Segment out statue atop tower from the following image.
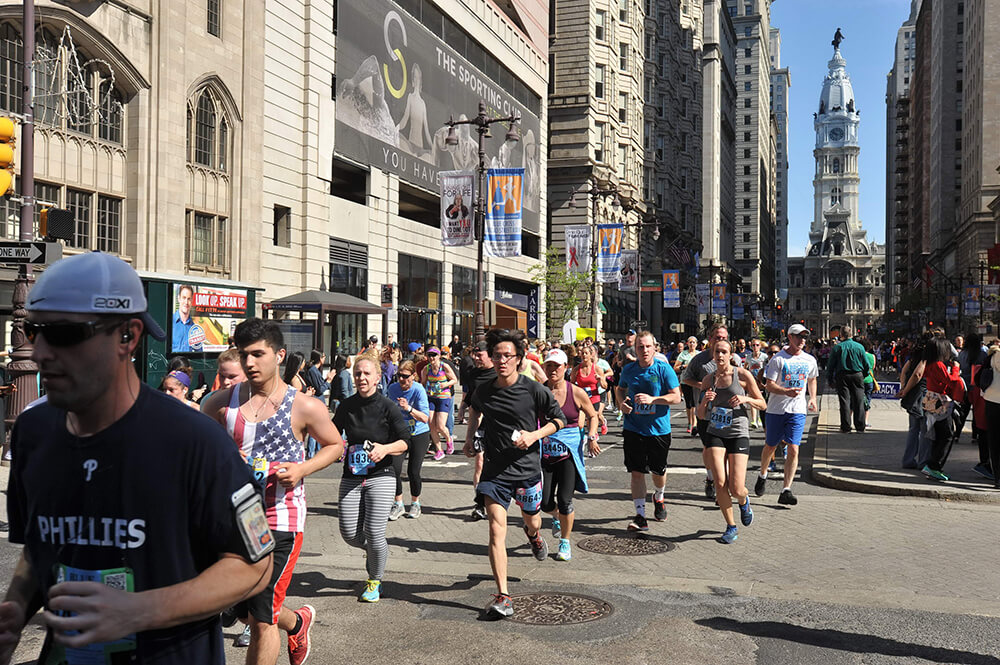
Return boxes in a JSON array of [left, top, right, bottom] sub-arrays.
[[832, 28, 844, 49]]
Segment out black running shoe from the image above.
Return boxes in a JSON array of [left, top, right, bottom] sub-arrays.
[[653, 499, 667, 521], [704, 479, 716, 500], [754, 475, 767, 497], [628, 513, 649, 531], [777, 488, 798, 506], [524, 526, 549, 560], [471, 506, 487, 521]]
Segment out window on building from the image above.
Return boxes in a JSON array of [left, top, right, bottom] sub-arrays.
[[189, 89, 228, 171], [744, 64, 751, 75], [744, 98, 751, 108], [795, 298, 802, 310], [744, 148, 751, 158], [744, 131, 750, 141], [96, 195, 121, 254], [743, 232, 750, 242], [619, 92, 627, 123], [744, 114, 751, 125], [744, 165, 751, 175], [186, 211, 227, 270], [595, 64, 605, 98], [743, 215, 750, 225], [680, 168, 688, 189], [745, 47, 752, 57], [208, 0, 221, 36], [619, 43, 628, 71], [745, 2, 753, 13], [595, 10, 606, 40], [329, 238, 368, 300], [743, 198, 750, 209], [743, 249, 751, 258], [66, 189, 91, 249], [830, 187, 842, 206], [273, 204, 291, 247], [620, 4, 628, 22], [744, 26, 752, 37], [744, 81, 751, 91], [595, 122, 605, 162], [399, 182, 439, 227], [832, 157, 840, 173], [744, 181, 751, 192]]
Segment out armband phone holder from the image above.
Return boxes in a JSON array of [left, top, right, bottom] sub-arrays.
[[232, 483, 275, 562]]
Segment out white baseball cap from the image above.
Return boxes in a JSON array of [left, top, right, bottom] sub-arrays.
[[787, 324, 810, 338], [544, 349, 568, 365], [27, 252, 167, 340]]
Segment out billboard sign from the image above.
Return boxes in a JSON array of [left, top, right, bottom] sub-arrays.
[[334, 0, 541, 231]]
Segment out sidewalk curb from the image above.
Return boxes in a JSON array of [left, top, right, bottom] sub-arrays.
[[810, 395, 1000, 504]]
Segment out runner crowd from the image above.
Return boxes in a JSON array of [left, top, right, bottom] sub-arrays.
[[3, 253, 1000, 665]]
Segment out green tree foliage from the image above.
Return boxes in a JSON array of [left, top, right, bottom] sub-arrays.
[[528, 246, 594, 338]]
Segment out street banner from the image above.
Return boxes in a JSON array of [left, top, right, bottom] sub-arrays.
[[565, 225, 590, 273], [872, 382, 901, 400], [597, 224, 624, 283], [663, 270, 680, 308], [965, 286, 981, 317], [985, 284, 999, 313], [732, 294, 745, 320], [619, 250, 638, 291], [484, 168, 523, 257], [332, 0, 541, 231], [696, 284, 710, 314], [712, 284, 727, 312], [946, 294, 959, 319], [440, 171, 474, 246]]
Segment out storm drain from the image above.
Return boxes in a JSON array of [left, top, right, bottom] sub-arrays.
[[507, 592, 613, 625], [576, 534, 675, 556]]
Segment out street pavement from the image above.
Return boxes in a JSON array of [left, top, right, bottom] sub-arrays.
[[3, 392, 1000, 663]]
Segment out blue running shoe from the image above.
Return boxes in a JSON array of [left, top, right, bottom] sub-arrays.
[[721, 525, 738, 544], [360, 579, 381, 602], [551, 518, 562, 540], [556, 539, 572, 561], [739, 497, 753, 526]]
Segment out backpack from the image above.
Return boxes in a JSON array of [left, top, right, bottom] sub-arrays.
[[975, 363, 994, 391]]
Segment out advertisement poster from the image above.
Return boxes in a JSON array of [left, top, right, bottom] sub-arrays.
[[965, 286, 980, 317], [618, 250, 638, 292], [597, 224, 624, 283], [985, 284, 999, 313], [171, 284, 248, 353], [440, 170, 474, 246], [696, 284, 710, 314], [712, 284, 727, 312], [946, 294, 959, 319], [565, 225, 590, 273], [732, 294, 745, 320], [333, 0, 541, 232], [484, 168, 523, 257], [662, 270, 680, 308]]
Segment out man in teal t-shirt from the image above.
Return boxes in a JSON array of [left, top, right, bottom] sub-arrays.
[[615, 331, 681, 532]]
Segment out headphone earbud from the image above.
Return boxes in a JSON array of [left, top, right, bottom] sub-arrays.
[[121, 331, 134, 343]]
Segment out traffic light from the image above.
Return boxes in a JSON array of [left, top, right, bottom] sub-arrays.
[[39, 207, 74, 241], [0, 116, 14, 196], [890, 308, 895, 314]]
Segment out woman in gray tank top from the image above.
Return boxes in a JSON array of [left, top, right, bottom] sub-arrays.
[[696, 340, 768, 544]]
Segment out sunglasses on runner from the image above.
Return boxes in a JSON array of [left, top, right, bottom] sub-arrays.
[[398, 373, 413, 381], [25, 319, 122, 347]]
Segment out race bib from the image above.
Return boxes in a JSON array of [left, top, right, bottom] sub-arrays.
[[710, 406, 733, 428], [634, 400, 655, 415], [514, 480, 543, 512], [48, 565, 136, 665], [347, 443, 374, 475], [250, 456, 268, 489], [541, 436, 569, 461], [783, 369, 804, 389], [408, 417, 417, 434]]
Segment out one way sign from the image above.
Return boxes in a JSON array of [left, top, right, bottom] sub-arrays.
[[0, 242, 62, 265]]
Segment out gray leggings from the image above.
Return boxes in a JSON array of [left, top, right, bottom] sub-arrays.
[[338, 473, 396, 580]]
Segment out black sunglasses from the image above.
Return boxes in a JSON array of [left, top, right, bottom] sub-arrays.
[[25, 319, 122, 347], [398, 373, 413, 380]]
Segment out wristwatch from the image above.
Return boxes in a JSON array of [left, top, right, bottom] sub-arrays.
[[407, 406, 413, 414]]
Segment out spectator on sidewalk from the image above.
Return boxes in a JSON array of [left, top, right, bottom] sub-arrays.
[[919, 338, 965, 482], [897, 335, 930, 469], [981, 345, 1000, 490], [826, 326, 871, 433]]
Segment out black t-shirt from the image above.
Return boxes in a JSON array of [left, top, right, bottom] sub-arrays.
[[7, 385, 257, 664], [470, 374, 565, 483], [333, 391, 410, 478], [466, 366, 497, 394]]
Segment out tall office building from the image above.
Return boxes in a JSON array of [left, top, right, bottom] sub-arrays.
[[786, 37, 885, 337], [726, 0, 775, 302], [700, 0, 738, 305], [957, 0, 1000, 280], [769, 27, 790, 299], [885, 1, 919, 312]]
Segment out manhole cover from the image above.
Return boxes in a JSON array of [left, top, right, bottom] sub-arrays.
[[506, 592, 613, 625], [576, 534, 675, 556]]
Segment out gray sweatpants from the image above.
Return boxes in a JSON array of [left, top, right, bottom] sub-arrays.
[[338, 473, 395, 580]]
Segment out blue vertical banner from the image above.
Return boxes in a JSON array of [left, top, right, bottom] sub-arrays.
[[484, 168, 523, 258], [662, 270, 680, 308], [946, 294, 959, 319], [965, 286, 980, 317], [712, 284, 727, 312], [733, 294, 745, 320], [597, 224, 624, 283], [696, 284, 710, 314]]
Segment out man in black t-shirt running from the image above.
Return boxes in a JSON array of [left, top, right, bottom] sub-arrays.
[[464, 330, 564, 619], [0, 253, 273, 665]]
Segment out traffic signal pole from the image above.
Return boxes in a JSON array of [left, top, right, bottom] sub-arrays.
[[5, 0, 38, 443]]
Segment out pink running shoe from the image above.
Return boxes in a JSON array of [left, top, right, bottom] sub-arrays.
[[445, 439, 455, 455], [433, 450, 445, 461]]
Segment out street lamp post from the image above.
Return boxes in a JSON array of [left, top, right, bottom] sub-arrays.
[[585, 180, 621, 336], [444, 101, 520, 343], [626, 216, 659, 327]]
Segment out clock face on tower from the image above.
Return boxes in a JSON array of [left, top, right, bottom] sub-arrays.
[[830, 127, 845, 141]]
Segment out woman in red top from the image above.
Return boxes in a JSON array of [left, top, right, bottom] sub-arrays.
[[920, 337, 964, 481], [571, 345, 608, 435]]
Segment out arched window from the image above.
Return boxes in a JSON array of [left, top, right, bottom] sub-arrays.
[[830, 187, 842, 206], [832, 157, 841, 173], [189, 88, 228, 172]]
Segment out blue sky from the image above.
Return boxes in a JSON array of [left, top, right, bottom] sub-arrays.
[[771, 0, 912, 256]]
